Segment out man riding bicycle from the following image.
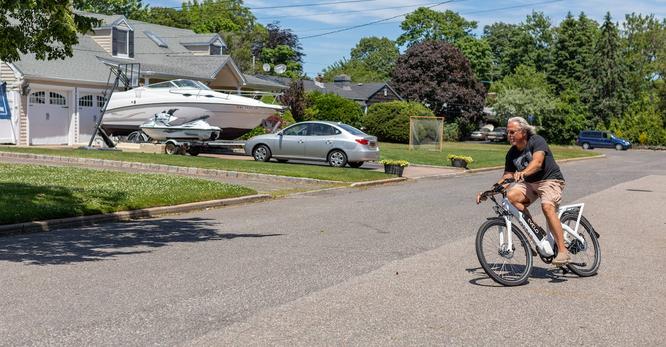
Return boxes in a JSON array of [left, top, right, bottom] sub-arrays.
[[476, 116, 570, 266]]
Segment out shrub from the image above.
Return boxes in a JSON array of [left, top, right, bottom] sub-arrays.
[[447, 154, 474, 163], [363, 101, 433, 143], [444, 122, 460, 141], [609, 95, 666, 146], [304, 91, 363, 127]]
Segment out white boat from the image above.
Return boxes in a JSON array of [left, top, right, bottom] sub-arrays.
[[102, 79, 283, 140], [139, 109, 221, 141]]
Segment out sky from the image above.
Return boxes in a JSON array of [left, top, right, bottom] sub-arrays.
[[146, 0, 666, 77]]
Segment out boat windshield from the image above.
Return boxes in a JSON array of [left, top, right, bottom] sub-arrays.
[[146, 80, 212, 90]]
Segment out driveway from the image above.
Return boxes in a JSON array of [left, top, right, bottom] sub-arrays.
[[0, 149, 663, 345]]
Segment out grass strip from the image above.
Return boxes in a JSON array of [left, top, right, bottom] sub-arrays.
[[0, 163, 256, 225], [0, 147, 392, 182]]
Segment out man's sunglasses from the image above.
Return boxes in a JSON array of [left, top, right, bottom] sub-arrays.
[[507, 130, 522, 135]]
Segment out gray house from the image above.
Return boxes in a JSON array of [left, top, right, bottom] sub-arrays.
[[0, 12, 277, 146], [261, 74, 402, 113]]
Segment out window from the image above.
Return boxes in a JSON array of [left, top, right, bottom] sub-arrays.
[[79, 95, 93, 107], [310, 123, 339, 136], [337, 123, 365, 136], [112, 27, 134, 58], [49, 92, 66, 105], [210, 44, 221, 55], [96, 95, 106, 107], [29, 91, 45, 104], [144, 31, 168, 48], [282, 123, 308, 136]]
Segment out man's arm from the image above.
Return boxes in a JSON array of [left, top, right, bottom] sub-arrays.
[[514, 151, 545, 181]]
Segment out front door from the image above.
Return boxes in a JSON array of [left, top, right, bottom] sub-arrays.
[[28, 91, 71, 145]]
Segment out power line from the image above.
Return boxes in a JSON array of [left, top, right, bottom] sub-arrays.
[[300, 0, 461, 40], [296, 0, 564, 36], [256, 1, 442, 20], [250, 0, 379, 10]]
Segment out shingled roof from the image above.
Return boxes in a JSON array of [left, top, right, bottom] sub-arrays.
[[8, 12, 243, 86]]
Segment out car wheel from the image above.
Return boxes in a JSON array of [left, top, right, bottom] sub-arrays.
[[252, 144, 271, 162], [348, 161, 364, 168], [615, 144, 623, 151], [582, 142, 591, 150], [328, 150, 348, 167]]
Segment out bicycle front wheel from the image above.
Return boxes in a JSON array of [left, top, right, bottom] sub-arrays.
[[561, 214, 601, 276], [476, 219, 533, 286]]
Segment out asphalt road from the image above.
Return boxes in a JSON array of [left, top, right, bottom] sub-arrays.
[[0, 149, 664, 346]]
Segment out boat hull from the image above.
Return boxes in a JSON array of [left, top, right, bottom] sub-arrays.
[[103, 102, 279, 140]]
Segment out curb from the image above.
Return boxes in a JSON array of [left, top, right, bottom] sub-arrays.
[[350, 177, 407, 187], [0, 194, 271, 236], [0, 151, 339, 185]]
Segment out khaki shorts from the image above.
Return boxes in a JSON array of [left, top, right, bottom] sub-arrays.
[[509, 179, 565, 207]]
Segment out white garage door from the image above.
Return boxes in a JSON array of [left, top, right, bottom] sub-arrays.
[[28, 91, 71, 145], [78, 94, 105, 144]]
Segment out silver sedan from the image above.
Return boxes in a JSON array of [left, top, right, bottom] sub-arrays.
[[244, 121, 380, 168]]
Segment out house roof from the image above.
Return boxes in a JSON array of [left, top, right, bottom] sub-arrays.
[[242, 74, 288, 91], [9, 12, 240, 86], [253, 75, 402, 102]]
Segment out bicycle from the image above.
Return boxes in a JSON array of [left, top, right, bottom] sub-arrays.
[[476, 178, 601, 286]]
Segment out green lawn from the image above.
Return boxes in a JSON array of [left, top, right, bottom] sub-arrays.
[[0, 164, 256, 225], [0, 146, 393, 182], [379, 142, 596, 169]]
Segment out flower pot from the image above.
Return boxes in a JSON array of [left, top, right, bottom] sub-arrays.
[[451, 158, 468, 169], [384, 164, 405, 177]]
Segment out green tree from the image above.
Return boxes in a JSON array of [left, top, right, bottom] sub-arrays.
[[397, 8, 477, 47], [75, 0, 148, 19], [540, 88, 590, 144], [304, 92, 364, 127], [1, 1, 99, 62], [184, 0, 256, 34], [492, 65, 557, 126], [140, 7, 191, 29], [397, 8, 492, 81], [622, 13, 665, 99], [548, 12, 599, 94], [281, 78, 306, 122], [609, 94, 666, 145], [254, 22, 304, 77], [322, 36, 398, 82], [588, 13, 629, 126], [363, 101, 434, 143]]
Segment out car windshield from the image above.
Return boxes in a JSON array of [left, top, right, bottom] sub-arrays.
[[337, 123, 366, 135]]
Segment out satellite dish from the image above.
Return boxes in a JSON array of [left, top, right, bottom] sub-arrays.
[[274, 64, 287, 74], [262, 63, 271, 72]]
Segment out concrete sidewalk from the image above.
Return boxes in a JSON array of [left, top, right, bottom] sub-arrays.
[[190, 175, 666, 346]]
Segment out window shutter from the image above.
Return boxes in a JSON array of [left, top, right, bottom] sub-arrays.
[[129, 30, 134, 58], [112, 28, 118, 56]]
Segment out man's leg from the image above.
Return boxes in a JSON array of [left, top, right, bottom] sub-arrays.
[[538, 180, 569, 265], [542, 203, 569, 264], [507, 188, 531, 212]]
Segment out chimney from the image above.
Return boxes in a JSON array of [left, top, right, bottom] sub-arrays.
[[333, 74, 352, 90]]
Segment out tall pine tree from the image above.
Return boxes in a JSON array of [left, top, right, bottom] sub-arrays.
[[588, 13, 628, 126]]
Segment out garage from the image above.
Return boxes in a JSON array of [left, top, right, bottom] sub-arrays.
[[78, 93, 105, 144], [28, 90, 72, 145]]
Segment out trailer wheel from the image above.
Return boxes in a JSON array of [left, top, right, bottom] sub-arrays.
[[188, 148, 200, 156], [165, 142, 180, 155]]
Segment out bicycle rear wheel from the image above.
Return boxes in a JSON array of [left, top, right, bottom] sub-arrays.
[[476, 219, 533, 286], [561, 214, 601, 276]]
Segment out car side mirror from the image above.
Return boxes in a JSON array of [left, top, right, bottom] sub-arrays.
[[277, 131, 283, 136]]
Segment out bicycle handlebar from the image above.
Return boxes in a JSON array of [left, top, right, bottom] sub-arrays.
[[479, 178, 516, 200]]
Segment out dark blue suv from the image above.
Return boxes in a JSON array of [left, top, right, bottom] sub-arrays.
[[576, 130, 631, 150]]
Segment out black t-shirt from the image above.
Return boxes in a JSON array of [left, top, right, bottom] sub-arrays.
[[504, 134, 564, 183]]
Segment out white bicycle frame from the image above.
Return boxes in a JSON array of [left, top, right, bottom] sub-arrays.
[[498, 197, 586, 255]]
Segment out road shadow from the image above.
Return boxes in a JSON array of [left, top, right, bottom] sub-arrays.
[[0, 217, 282, 265], [466, 265, 574, 287]]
